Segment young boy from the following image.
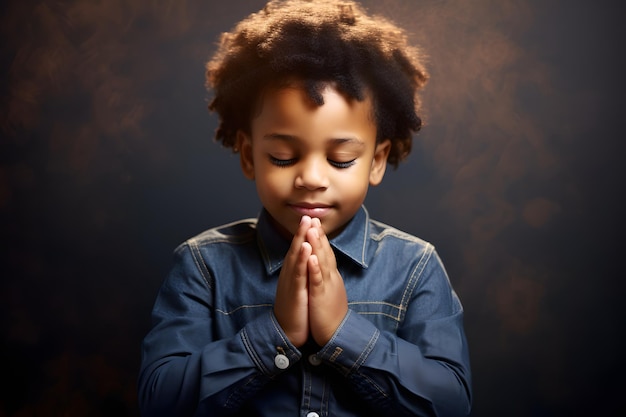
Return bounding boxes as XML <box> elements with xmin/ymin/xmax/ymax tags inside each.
<box><xmin>138</xmin><ymin>1</ymin><xmax>471</xmax><ymax>416</ymax></box>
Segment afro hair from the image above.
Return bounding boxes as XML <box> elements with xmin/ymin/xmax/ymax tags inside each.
<box><xmin>206</xmin><ymin>0</ymin><xmax>429</xmax><ymax>167</ymax></box>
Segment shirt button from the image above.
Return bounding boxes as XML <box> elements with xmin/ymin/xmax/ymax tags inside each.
<box><xmin>274</xmin><ymin>354</ymin><xmax>289</xmax><ymax>369</ymax></box>
<box><xmin>306</xmin><ymin>412</ymin><xmax>320</xmax><ymax>417</ymax></box>
<box><xmin>308</xmin><ymin>354</ymin><xmax>322</xmax><ymax>366</ymax></box>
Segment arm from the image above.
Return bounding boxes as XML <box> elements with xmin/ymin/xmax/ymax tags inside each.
<box><xmin>307</xmin><ymin>219</ymin><xmax>471</xmax><ymax>416</ymax></box>
<box><xmin>318</xmin><ymin>249</ymin><xmax>472</xmax><ymax>417</ymax></box>
<box><xmin>137</xmin><ymin>243</ymin><xmax>301</xmax><ymax>417</ymax></box>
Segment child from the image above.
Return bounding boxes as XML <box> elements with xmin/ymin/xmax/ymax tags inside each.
<box><xmin>138</xmin><ymin>1</ymin><xmax>472</xmax><ymax>416</ymax></box>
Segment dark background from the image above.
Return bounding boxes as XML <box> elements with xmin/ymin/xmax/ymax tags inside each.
<box><xmin>1</xmin><ymin>0</ymin><xmax>624</xmax><ymax>416</ymax></box>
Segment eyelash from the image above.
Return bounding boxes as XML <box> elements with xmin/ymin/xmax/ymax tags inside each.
<box><xmin>269</xmin><ymin>156</ymin><xmax>297</xmax><ymax>167</ymax></box>
<box><xmin>329</xmin><ymin>159</ymin><xmax>356</xmax><ymax>169</ymax></box>
<box><xmin>269</xmin><ymin>156</ymin><xmax>356</xmax><ymax>169</ymax></box>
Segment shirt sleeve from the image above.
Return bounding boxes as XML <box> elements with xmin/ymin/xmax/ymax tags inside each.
<box><xmin>137</xmin><ymin>243</ymin><xmax>301</xmax><ymax>417</ymax></box>
<box><xmin>315</xmin><ymin>248</ymin><xmax>472</xmax><ymax>417</ymax></box>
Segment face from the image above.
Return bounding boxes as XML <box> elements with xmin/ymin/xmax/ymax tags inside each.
<box><xmin>238</xmin><ymin>83</ymin><xmax>390</xmax><ymax>238</ymax></box>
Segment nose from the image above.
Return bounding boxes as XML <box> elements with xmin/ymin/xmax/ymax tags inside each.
<box><xmin>294</xmin><ymin>156</ymin><xmax>329</xmax><ymax>190</ymax></box>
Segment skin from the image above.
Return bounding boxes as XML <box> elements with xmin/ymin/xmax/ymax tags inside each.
<box><xmin>237</xmin><ymin>82</ymin><xmax>390</xmax><ymax>347</ymax></box>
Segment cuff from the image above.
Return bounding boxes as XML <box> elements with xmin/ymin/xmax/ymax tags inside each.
<box><xmin>240</xmin><ymin>310</ymin><xmax>302</xmax><ymax>377</ymax></box>
<box><xmin>316</xmin><ymin>310</ymin><xmax>380</xmax><ymax>376</ymax></box>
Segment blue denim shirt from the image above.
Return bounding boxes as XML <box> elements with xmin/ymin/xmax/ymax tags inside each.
<box><xmin>138</xmin><ymin>206</ymin><xmax>471</xmax><ymax>417</ymax></box>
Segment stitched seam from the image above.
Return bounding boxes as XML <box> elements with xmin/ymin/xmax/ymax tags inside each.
<box><xmin>240</xmin><ymin>327</ymin><xmax>269</xmax><ymax>375</ymax></box>
<box><xmin>321</xmin><ymin>375</ymin><xmax>329</xmax><ymax>417</ymax></box>
<box><xmin>187</xmin><ymin>241</ymin><xmax>212</xmax><ymax>290</ymax></box>
<box><xmin>349</xmin><ymin>328</ymin><xmax>379</xmax><ymax>374</ymax></box>
<box><xmin>348</xmin><ymin>300</ymin><xmax>403</xmax><ymax>308</ymax></box>
<box><xmin>191</xmin><ymin>218</ymin><xmax>256</xmax><ymax>245</ymax></box>
<box><xmin>303</xmin><ymin>366</ymin><xmax>312</xmax><ymax>409</ymax></box>
<box><xmin>356</xmin><ymin>312</ymin><xmax>403</xmax><ymax>321</ymax></box>
<box><xmin>398</xmin><ymin>243</ymin><xmax>433</xmax><ymax>323</ymax></box>
<box><xmin>360</xmin><ymin>209</ymin><xmax>369</xmax><ymax>265</ymax></box>
<box><xmin>348</xmin><ymin>301</ymin><xmax>404</xmax><ymax>321</ymax></box>
<box><xmin>269</xmin><ymin>312</ymin><xmax>291</xmax><ymax>349</ymax></box>
<box><xmin>357</xmin><ymin>372</ymin><xmax>390</xmax><ymax>399</ymax></box>
<box><xmin>369</xmin><ymin>220</ymin><xmax>427</xmax><ymax>244</ymax></box>
<box><xmin>216</xmin><ymin>304</ymin><xmax>273</xmax><ymax>315</ymax></box>
<box><xmin>320</xmin><ymin>310</ymin><xmax>351</xmax><ymax>358</ymax></box>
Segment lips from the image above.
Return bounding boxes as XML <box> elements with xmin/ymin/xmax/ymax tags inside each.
<box><xmin>288</xmin><ymin>202</ymin><xmax>333</xmax><ymax>218</ymax></box>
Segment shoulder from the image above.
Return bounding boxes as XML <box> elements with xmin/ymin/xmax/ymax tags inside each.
<box><xmin>368</xmin><ymin>218</ymin><xmax>433</xmax><ymax>249</ymax></box>
<box><xmin>178</xmin><ymin>218</ymin><xmax>258</xmax><ymax>251</ymax></box>
<box><xmin>365</xmin><ymin>217</ymin><xmax>441</xmax><ymax>271</ymax></box>
<box><xmin>163</xmin><ymin>218</ymin><xmax>260</xmax><ymax>291</ymax></box>
<box><xmin>366</xmin><ymin>218</ymin><xmax>453</xmax><ymax>294</ymax></box>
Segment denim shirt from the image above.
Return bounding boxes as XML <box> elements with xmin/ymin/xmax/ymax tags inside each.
<box><xmin>138</xmin><ymin>206</ymin><xmax>472</xmax><ymax>417</ymax></box>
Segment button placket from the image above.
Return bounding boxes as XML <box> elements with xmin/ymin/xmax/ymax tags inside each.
<box><xmin>308</xmin><ymin>354</ymin><xmax>322</xmax><ymax>366</ymax></box>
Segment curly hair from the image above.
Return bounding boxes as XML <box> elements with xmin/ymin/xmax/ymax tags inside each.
<box><xmin>205</xmin><ymin>0</ymin><xmax>428</xmax><ymax>167</ymax></box>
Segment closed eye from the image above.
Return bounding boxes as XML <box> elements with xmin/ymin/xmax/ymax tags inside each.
<box><xmin>329</xmin><ymin>159</ymin><xmax>356</xmax><ymax>169</ymax></box>
<box><xmin>269</xmin><ymin>155</ymin><xmax>297</xmax><ymax>167</ymax></box>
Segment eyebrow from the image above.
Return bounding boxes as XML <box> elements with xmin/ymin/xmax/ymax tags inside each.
<box><xmin>262</xmin><ymin>133</ymin><xmax>365</xmax><ymax>147</ymax></box>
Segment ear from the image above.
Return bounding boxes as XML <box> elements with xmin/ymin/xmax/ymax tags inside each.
<box><xmin>369</xmin><ymin>139</ymin><xmax>391</xmax><ymax>186</ymax></box>
<box><xmin>237</xmin><ymin>130</ymin><xmax>255</xmax><ymax>180</ymax></box>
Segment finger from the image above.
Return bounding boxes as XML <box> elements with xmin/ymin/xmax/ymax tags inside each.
<box><xmin>296</xmin><ymin>215</ymin><xmax>312</xmax><ymax>242</ymax></box>
<box><xmin>286</xmin><ymin>216</ymin><xmax>312</xmax><ymax>263</ymax></box>
<box><xmin>308</xmin><ymin>253</ymin><xmax>323</xmax><ymax>288</ymax></box>
<box><xmin>312</xmin><ymin>218</ymin><xmax>330</xmax><ymax>249</ymax></box>
<box><xmin>309</xmin><ymin>218</ymin><xmax>335</xmax><ymax>271</ymax></box>
<box><xmin>274</xmin><ymin>231</ymin><xmax>312</xmax><ymax>348</ymax></box>
<box><xmin>298</xmin><ymin>242</ymin><xmax>312</xmax><ymax>278</ymax></box>
<box><xmin>276</xmin><ymin>217</ymin><xmax>311</xmax><ymax>304</ymax></box>
<box><xmin>306</xmin><ymin>226</ymin><xmax>326</xmax><ymax>271</ymax></box>
<box><xmin>312</xmin><ymin>217</ymin><xmax>324</xmax><ymax>238</ymax></box>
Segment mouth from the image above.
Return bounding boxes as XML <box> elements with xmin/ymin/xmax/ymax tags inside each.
<box><xmin>288</xmin><ymin>202</ymin><xmax>333</xmax><ymax>218</ymax></box>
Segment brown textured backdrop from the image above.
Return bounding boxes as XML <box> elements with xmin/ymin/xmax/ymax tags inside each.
<box><xmin>1</xmin><ymin>0</ymin><xmax>624</xmax><ymax>415</ymax></box>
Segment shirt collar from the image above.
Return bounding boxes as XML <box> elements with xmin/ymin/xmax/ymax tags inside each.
<box><xmin>256</xmin><ymin>206</ymin><xmax>370</xmax><ymax>275</ymax></box>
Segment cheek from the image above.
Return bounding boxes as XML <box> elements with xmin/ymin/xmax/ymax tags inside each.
<box><xmin>337</xmin><ymin>169</ymin><xmax>370</xmax><ymax>200</ymax></box>
<box><xmin>256</xmin><ymin>168</ymin><xmax>292</xmax><ymax>198</ymax></box>
<box><xmin>354</xmin><ymin>164</ymin><xmax>375</xmax><ymax>188</ymax></box>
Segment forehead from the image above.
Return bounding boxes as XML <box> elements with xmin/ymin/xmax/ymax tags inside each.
<box><xmin>251</xmin><ymin>82</ymin><xmax>377</xmax><ymax>142</ymax></box>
